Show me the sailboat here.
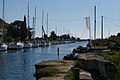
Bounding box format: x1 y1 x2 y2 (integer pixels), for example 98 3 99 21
0 0 8 51
24 2 33 48
8 42 24 50
0 43 7 51
45 13 50 46
39 11 46 47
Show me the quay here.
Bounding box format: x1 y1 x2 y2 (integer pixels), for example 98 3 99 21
34 52 117 80
34 60 92 80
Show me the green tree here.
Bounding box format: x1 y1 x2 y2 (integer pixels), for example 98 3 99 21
49 31 57 40
10 21 22 41
20 15 27 41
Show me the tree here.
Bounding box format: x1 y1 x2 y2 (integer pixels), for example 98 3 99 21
21 16 27 40
10 19 27 41
117 33 120 37
10 20 22 41
71 36 76 40
59 34 70 40
49 31 57 40
6 24 19 41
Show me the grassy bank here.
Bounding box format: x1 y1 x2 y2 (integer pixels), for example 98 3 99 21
104 51 120 80
92 34 120 80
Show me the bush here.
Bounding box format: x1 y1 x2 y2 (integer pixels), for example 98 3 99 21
34 67 59 79
105 51 120 80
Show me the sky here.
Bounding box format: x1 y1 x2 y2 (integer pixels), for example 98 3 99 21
0 0 120 39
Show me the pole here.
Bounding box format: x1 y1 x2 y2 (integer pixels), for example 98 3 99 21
27 2 30 39
56 26 57 36
72 67 80 80
57 47 59 60
2 0 5 20
101 16 103 39
109 30 110 37
94 6 96 40
33 17 35 39
34 6 36 38
47 13 48 37
42 11 44 38
2 0 5 43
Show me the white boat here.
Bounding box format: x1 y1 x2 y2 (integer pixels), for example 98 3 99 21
0 43 8 51
32 42 39 48
8 42 24 50
24 42 32 48
16 42 24 49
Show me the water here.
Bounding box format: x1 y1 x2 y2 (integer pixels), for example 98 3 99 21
0 41 88 80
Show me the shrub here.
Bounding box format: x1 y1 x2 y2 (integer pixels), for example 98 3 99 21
34 67 59 79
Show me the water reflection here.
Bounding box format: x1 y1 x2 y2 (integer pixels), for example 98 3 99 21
0 41 87 80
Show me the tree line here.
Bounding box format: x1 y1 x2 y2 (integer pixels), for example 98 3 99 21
1 16 79 42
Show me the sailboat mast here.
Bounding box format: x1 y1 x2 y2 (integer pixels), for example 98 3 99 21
33 6 36 39
2 0 5 42
28 2 30 29
47 13 48 37
2 0 5 20
94 6 96 39
101 16 103 39
42 11 44 38
27 2 30 39
32 17 35 39
56 26 57 36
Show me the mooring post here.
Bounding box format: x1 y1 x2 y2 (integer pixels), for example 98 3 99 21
72 67 80 80
57 47 59 60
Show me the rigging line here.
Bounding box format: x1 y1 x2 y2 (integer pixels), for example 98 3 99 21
81 27 86 38
104 16 120 22
89 7 93 18
36 17 84 22
48 18 84 22
104 18 120 28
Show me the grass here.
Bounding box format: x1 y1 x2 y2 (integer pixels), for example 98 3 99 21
34 67 60 79
104 51 120 80
64 71 73 80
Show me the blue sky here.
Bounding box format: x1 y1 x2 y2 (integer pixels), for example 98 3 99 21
0 0 120 39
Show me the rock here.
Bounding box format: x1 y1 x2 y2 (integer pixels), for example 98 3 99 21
77 53 118 79
34 60 76 80
39 77 64 80
80 70 93 80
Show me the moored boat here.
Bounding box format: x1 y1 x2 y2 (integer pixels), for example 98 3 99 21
32 42 39 48
0 43 8 51
8 42 24 50
24 42 32 48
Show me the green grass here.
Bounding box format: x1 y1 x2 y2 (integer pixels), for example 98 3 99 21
64 71 73 80
34 67 60 79
104 51 120 80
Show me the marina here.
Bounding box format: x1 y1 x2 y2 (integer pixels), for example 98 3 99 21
0 41 88 80
0 0 120 79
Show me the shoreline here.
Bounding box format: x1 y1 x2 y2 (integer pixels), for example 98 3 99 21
34 51 118 80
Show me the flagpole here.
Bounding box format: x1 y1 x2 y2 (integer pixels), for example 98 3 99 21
85 17 92 47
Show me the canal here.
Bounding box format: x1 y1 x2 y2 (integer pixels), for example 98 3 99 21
0 41 88 80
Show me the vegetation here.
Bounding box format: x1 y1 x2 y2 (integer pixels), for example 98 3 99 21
92 33 120 51
64 71 73 80
92 33 120 80
34 67 59 79
1 17 79 42
103 51 120 80
48 30 77 41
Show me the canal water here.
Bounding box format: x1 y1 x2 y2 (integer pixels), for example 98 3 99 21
0 41 88 80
